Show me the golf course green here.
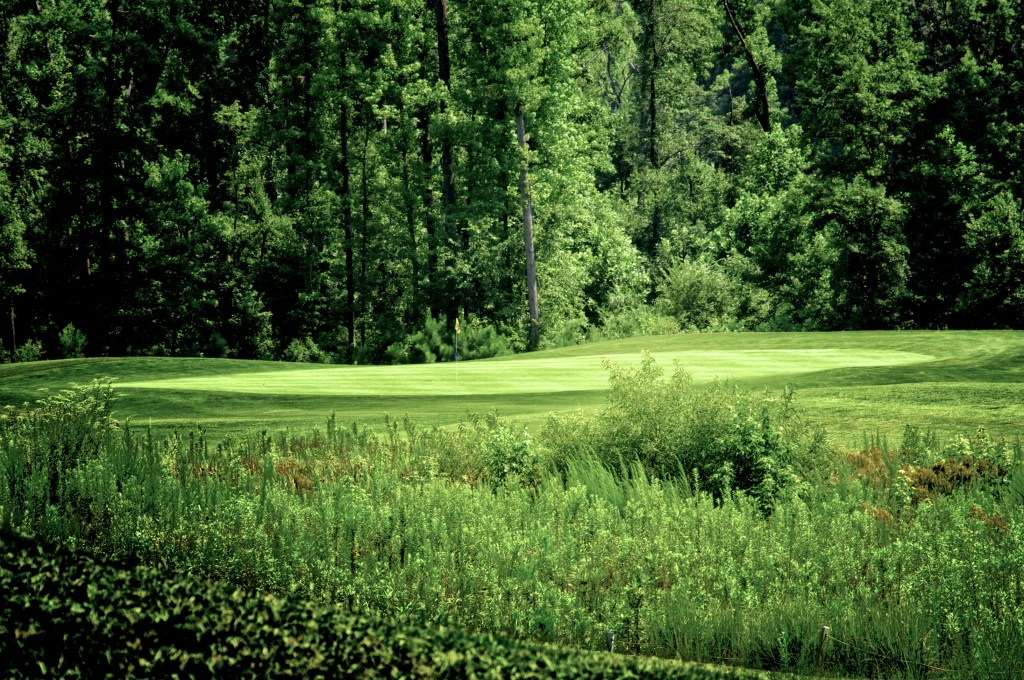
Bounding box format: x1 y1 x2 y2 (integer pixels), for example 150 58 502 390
2 330 1023 444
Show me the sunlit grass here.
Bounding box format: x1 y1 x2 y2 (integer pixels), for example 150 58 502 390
2 330 1023 442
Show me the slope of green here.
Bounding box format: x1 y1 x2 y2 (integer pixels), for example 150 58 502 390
2 330 1023 442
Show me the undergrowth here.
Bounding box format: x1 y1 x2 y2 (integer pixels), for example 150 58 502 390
1 373 1023 678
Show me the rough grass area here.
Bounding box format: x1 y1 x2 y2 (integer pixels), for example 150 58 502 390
3 367 1023 678
2 331 1023 443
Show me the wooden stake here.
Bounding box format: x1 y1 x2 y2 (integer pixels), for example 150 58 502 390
9 303 15 363
816 625 830 671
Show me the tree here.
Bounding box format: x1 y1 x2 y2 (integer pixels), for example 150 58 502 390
959 191 1024 327
813 176 910 329
793 0 937 180
0 96 31 317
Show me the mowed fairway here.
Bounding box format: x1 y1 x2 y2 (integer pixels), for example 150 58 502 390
2 330 1023 444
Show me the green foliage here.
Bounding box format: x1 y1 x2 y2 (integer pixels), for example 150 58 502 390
14 339 43 363
386 315 512 364
959 191 1024 327
57 323 87 359
590 303 681 341
0 529 759 680
546 354 817 513
813 176 911 328
0 380 116 532
4 0 1024 359
386 314 454 364
1 381 1023 677
655 257 744 331
794 0 938 179
282 337 333 364
485 424 541 489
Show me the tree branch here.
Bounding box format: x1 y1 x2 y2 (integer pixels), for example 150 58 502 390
722 0 770 132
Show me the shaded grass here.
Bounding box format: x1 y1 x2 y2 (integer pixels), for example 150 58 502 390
2 330 1023 442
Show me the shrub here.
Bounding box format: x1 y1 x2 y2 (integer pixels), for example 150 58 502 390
0 380 117 532
655 257 742 331
0 528 754 680
485 425 541 489
57 323 88 359
14 338 44 362
386 314 512 364
543 354 817 513
590 304 680 341
282 336 332 363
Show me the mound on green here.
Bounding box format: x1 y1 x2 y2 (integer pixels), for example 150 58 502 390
0 528 764 679
3 330 1024 443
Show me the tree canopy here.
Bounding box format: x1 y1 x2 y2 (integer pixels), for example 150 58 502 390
2 0 1022 362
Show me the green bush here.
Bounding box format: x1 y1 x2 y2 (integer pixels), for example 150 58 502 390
544 354 818 512
0 380 117 533
485 424 541 489
14 338 44 362
0 528 755 680
282 336 332 363
386 314 512 364
57 323 88 359
655 257 742 331
590 303 681 341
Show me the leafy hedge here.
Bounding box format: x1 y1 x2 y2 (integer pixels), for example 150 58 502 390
0 528 763 679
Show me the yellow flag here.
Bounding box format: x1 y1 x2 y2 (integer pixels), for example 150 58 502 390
455 318 461 334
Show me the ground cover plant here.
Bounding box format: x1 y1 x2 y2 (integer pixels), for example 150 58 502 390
2 355 1023 678
0 528 760 679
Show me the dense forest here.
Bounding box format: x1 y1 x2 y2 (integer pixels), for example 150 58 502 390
1 0 1022 362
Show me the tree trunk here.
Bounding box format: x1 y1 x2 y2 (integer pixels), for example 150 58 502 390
402 146 419 324
723 0 771 132
417 101 435 320
9 303 16 362
337 1 356 352
515 107 540 350
340 97 356 351
432 0 455 210
430 0 457 320
637 0 660 255
359 121 370 346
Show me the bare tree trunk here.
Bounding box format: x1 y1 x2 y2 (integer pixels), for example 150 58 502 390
515 107 540 350
336 0 356 353
402 146 420 324
637 0 660 254
417 102 435 319
431 0 458 319
359 122 370 346
432 0 455 211
723 0 771 132
9 303 16 362
340 96 356 351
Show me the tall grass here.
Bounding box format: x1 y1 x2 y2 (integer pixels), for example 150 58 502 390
2 381 1022 678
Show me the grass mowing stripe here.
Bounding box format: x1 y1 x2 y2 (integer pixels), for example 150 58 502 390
2 330 1023 442
116 349 930 395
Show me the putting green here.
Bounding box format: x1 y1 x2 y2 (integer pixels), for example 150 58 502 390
118 348 932 396
2 330 1023 444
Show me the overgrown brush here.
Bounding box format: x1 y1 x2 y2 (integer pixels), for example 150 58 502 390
544 354 826 513
2 380 1023 678
1 528 758 679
